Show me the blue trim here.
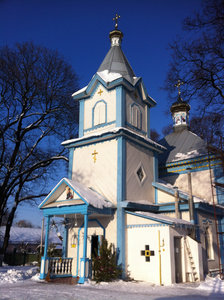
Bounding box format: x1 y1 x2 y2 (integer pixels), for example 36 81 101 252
116 86 125 127
117 136 126 275
79 213 88 284
62 219 69 258
153 154 159 204
159 154 222 177
76 218 105 277
130 102 142 131
84 121 116 133
92 100 107 128
146 106 150 138
126 122 146 135
79 100 84 138
39 178 89 209
214 165 224 205
194 211 200 241
152 181 189 202
68 148 74 180
40 216 50 279
43 204 88 217
63 127 165 153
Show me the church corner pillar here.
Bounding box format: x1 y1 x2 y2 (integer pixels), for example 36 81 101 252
62 218 69 258
79 213 89 284
79 100 84 138
116 86 126 127
40 215 51 280
68 148 74 180
117 136 126 277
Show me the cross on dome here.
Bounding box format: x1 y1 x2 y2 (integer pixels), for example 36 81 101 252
113 13 120 29
174 80 184 97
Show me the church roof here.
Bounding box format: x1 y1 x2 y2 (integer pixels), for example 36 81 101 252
159 129 208 164
97 44 139 85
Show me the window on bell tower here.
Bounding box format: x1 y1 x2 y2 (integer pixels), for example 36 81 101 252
93 100 107 127
131 103 142 130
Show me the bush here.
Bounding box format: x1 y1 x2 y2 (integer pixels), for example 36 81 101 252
92 238 121 282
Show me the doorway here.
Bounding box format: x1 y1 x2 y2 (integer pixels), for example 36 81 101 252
91 235 99 259
174 237 183 283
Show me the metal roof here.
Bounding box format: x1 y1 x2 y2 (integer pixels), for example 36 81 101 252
158 129 208 164
97 42 138 84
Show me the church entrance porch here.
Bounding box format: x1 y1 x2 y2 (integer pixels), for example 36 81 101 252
38 178 115 284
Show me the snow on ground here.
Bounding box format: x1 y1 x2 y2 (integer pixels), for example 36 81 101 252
0 266 224 299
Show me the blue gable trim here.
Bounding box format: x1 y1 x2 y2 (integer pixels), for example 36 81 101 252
39 178 89 209
79 100 84 138
160 154 222 177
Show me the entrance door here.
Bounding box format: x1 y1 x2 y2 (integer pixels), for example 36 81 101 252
174 237 182 283
91 235 99 259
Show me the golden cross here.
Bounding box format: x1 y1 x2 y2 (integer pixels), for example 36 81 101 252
92 150 98 163
113 13 120 29
174 80 184 96
98 89 103 96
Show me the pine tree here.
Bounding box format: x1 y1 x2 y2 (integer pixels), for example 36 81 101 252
92 238 121 282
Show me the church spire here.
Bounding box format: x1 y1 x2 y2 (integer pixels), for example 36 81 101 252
170 80 190 132
97 14 137 84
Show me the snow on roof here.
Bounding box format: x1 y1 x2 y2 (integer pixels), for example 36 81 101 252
66 179 114 209
0 226 59 245
97 70 122 83
173 150 200 161
62 127 166 151
134 211 193 226
72 85 87 97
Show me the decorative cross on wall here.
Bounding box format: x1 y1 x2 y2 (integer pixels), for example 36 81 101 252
141 245 155 262
98 89 103 96
92 150 98 163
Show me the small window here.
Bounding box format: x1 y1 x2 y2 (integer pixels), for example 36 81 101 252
131 104 142 130
93 101 106 126
136 164 146 185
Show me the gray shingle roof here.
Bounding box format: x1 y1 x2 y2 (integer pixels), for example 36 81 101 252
97 43 138 84
159 129 208 164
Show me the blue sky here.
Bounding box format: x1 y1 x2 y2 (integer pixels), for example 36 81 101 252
0 0 202 226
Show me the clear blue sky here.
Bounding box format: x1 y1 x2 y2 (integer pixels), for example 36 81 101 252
0 0 202 226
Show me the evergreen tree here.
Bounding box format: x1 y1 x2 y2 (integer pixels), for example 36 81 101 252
92 238 121 283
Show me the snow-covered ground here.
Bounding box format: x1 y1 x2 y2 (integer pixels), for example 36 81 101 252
0 266 224 300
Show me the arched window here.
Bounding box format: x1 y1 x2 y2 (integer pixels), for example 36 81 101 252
131 103 142 130
93 101 107 127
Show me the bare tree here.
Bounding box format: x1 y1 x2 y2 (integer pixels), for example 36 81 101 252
165 0 224 128
0 42 79 256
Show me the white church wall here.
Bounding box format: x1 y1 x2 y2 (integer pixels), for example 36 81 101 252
72 140 117 204
83 84 116 135
126 141 154 202
126 213 172 285
162 169 214 203
125 90 147 136
157 189 175 204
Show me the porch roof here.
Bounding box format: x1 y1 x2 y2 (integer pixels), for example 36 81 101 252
39 178 115 213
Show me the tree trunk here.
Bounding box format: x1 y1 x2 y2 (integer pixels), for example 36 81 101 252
2 203 18 259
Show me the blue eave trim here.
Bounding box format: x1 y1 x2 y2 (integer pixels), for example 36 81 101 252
152 181 189 201
79 100 84 138
43 204 88 216
159 154 222 176
62 128 165 153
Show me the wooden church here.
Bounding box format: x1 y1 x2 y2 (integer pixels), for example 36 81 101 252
39 18 224 285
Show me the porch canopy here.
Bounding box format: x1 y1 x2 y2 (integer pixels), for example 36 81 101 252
39 178 115 282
